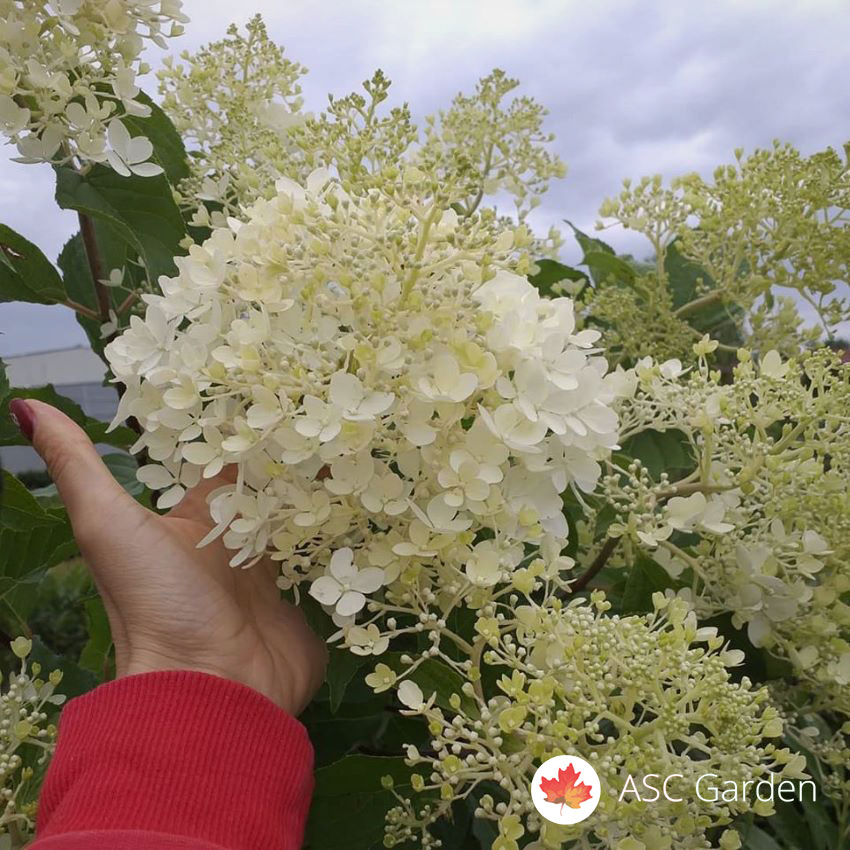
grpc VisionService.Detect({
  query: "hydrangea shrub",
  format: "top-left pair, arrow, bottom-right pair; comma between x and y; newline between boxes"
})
0,5 -> 848,849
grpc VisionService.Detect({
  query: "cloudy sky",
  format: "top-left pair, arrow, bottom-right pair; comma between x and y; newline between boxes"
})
1,0 -> 848,356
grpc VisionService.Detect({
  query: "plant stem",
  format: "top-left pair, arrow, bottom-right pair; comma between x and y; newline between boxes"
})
673,290 -> 722,319
570,537 -> 618,594
654,481 -> 732,500
77,211 -> 110,322
469,637 -> 485,703
401,204 -> 440,303
62,298 -> 101,320
116,291 -> 139,315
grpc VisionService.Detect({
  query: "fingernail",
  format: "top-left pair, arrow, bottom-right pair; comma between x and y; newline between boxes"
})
9,399 -> 34,442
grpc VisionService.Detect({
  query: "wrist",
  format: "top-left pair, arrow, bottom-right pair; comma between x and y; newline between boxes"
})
120,651 -> 288,710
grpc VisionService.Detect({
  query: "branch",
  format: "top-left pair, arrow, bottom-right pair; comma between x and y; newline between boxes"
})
77,212 -> 110,322
61,298 -> 101,320
569,537 -> 619,594
116,291 -> 139,315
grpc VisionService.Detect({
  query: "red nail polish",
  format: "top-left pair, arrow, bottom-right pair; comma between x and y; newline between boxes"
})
9,399 -> 35,442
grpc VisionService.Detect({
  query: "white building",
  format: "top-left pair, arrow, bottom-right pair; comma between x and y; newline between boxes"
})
2,346 -> 119,473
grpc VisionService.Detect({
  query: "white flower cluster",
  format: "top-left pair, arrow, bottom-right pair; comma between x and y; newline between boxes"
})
105,170 -> 629,631
612,348 -> 850,713
0,0 -> 187,174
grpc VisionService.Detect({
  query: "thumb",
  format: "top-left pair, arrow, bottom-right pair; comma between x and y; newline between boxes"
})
10,398 -> 137,531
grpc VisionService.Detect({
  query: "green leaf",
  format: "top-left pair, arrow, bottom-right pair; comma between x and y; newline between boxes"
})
0,224 -> 65,304
52,95 -> 189,356
665,239 -> 716,309
620,553 -> 674,614
528,259 -> 586,297
566,220 -> 616,256
619,428 -> 693,480
566,221 -> 636,286
0,471 -> 61,532
56,230 -> 140,357
102,453 -> 146,499
303,713 -> 387,768
0,384 -> 135,449
469,799 -> 499,850
78,596 -> 113,680
327,648 -> 369,713
800,796 -> 839,850
770,801 -> 821,850
0,481 -> 76,598
740,824 -> 784,850
29,635 -> 98,700
384,654 -> 476,715
305,756 -> 413,850
313,755 -> 412,795
582,249 -> 636,284
55,163 -> 187,284
664,240 -> 743,342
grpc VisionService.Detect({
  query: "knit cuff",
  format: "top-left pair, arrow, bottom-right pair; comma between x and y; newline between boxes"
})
35,671 -> 314,850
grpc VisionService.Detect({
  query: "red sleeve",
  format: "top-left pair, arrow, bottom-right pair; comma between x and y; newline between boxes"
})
31,671 -> 314,850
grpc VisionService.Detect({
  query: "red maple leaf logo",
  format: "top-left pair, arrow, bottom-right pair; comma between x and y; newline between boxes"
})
539,762 -> 594,813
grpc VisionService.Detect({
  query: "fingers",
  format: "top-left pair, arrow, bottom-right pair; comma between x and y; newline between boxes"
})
12,399 -> 144,539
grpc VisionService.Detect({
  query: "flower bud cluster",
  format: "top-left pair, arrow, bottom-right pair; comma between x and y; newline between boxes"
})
157,14 -> 307,222
382,593 -> 802,849
0,638 -> 65,838
158,20 -> 565,238
597,143 -> 850,352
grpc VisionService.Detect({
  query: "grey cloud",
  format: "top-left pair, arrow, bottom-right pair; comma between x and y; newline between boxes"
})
2,0 -> 848,355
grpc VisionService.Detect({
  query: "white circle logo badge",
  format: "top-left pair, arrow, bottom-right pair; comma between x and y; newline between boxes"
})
531,755 -> 601,825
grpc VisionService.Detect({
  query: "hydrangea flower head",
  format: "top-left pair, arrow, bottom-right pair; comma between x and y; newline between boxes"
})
105,170 -> 627,630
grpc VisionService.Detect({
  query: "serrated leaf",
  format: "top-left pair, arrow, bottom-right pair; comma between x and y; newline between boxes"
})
664,239 -> 743,343
54,163 -> 187,284
56,230 -> 135,357
566,221 -> 636,286
582,249 -> 636,284
0,505 -> 76,598
0,471 -> 60,532
528,258 -> 586,297
0,224 -> 65,304
566,220 -> 616,256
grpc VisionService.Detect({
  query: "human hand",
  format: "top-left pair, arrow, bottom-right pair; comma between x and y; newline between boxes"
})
10,398 -> 327,715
